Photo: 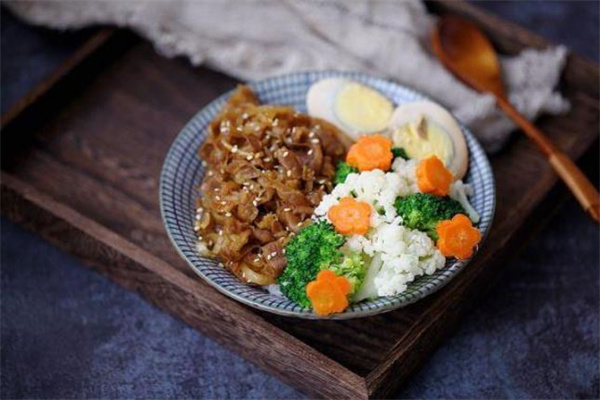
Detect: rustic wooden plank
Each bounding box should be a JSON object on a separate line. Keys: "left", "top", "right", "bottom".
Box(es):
{"left": 0, "top": 29, "right": 116, "bottom": 129}
{"left": 0, "top": 172, "right": 368, "bottom": 399}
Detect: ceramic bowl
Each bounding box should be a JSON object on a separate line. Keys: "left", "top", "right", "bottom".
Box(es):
{"left": 160, "top": 71, "right": 495, "bottom": 319}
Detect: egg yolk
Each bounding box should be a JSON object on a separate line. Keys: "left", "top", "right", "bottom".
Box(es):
{"left": 393, "top": 118, "right": 455, "bottom": 166}
{"left": 334, "top": 83, "right": 393, "bottom": 133}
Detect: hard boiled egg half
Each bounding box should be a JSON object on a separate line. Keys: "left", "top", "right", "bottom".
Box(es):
{"left": 307, "top": 78, "right": 393, "bottom": 140}
{"left": 390, "top": 102, "right": 468, "bottom": 179}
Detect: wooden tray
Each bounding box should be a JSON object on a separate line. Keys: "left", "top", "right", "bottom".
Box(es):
{"left": 2, "top": 2, "right": 598, "bottom": 398}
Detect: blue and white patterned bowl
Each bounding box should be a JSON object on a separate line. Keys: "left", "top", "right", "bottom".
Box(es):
{"left": 160, "top": 71, "right": 495, "bottom": 319}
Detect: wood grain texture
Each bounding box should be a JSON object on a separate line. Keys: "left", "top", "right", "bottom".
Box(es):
{"left": 1, "top": 1, "right": 598, "bottom": 398}
{"left": 0, "top": 172, "right": 367, "bottom": 399}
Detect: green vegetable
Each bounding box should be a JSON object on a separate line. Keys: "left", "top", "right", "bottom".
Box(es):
{"left": 392, "top": 147, "right": 410, "bottom": 160}
{"left": 278, "top": 221, "right": 345, "bottom": 308}
{"left": 334, "top": 161, "right": 359, "bottom": 185}
{"left": 327, "top": 252, "right": 367, "bottom": 297}
{"left": 394, "top": 193, "right": 466, "bottom": 240}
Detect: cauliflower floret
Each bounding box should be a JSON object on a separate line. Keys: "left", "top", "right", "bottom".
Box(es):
{"left": 450, "top": 180, "right": 480, "bottom": 223}
{"left": 314, "top": 164, "right": 418, "bottom": 224}
{"left": 392, "top": 157, "right": 419, "bottom": 196}
{"left": 371, "top": 225, "right": 445, "bottom": 297}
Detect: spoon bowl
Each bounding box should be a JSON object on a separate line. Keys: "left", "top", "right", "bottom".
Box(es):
{"left": 434, "top": 16, "right": 505, "bottom": 98}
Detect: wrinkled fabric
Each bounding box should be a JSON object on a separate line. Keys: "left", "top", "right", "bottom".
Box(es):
{"left": 5, "top": 0, "right": 569, "bottom": 152}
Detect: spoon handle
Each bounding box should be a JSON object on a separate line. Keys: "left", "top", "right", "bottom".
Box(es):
{"left": 496, "top": 96, "right": 599, "bottom": 222}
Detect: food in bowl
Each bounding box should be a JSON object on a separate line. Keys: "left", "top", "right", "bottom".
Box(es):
{"left": 195, "top": 85, "right": 350, "bottom": 285}
{"left": 195, "top": 80, "right": 481, "bottom": 315}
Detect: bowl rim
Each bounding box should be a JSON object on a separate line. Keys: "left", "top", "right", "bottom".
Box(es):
{"left": 159, "top": 70, "right": 496, "bottom": 320}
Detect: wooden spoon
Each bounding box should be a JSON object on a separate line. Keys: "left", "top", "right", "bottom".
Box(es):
{"left": 432, "top": 15, "right": 599, "bottom": 222}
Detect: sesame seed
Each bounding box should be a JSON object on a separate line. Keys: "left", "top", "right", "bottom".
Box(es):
{"left": 307, "top": 149, "right": 313, "bottom": 156}
{"left": 215, "top": 195, "right": 221, "bottom": 200}
{"left": 282, "top": 249, "right": 286, "bottom": 254}
{"left": 297, "top": 222, "right": 303, "bottom": 227}
{"left": 270, "top": 251, "right": 277, "bottom": 257}
{"left": 225, "top": 212, "right": 232, "bottom": 217}
{"left": 231, "top": 145, "right": 238, "bottom": 153}
{"left": 194, "top": 226, "right": 200, "bottom": 232}
{"left": 263, "top": 158, "right": 271, "bottom": 162}
{"left": 254, "top": 257, "right": 260, "bottom": 262}
{"left": 308, "top": 132, "right": 315, "bottom": 138}
{"left": 236, "top": 126, "right": 243, "bottom": 132}
{"left": 273, "top": 119, "right": 279, "bottom": 126}
{"left": 201, "top": 160, "right": 207, "bottom": 167}
{"left": 282, "top": 151, "right": 289, "bottom": 157}
{"left": 266, "top": 254, "right": 272, "bottom": 260}
{"left": 311, "top": 139, "right": 319, "bottom": 144}
{"left": 283, "top": 207, "right": 291, "bottom": 212}
{"left": 221, "top": 201, "right": 227, "bottom": 205}
{"left": 207, "top": 171, "right": 214, "bottom": 176}
{"left": 196, "top": 207, "right": 203, "bottom": 212}
{"left": 218, "top": 230, "right": 223, "bottom": 236}
{"left": 286, "top": 170, "right": 292, "bottom": 177}
{"left": 242, "top": 113, "right": 249, "bottom": 119}
{"left": 246, "top": 154, "right": 254, "bottom": 161}
{"left": 252, "top": 200, "right": 258, "bottom": 206}
{"left": 195, "top": 214, "right": 201, "bottom": 220}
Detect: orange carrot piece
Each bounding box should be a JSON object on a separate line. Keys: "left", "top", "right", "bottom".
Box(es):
{"left": 306, "top": 270, "right": 351, "bottom": 315}
{"left": 436, "top": 214, "right": 481, "bottom": 259}
{"left": 416, "top": 156, "right": 453, "bottom": 196}
{"left": 328, "top": 197, "right": 372, "bottom": 235}
{"left": 346, "top": 134, "right": 393, "bottom": 171}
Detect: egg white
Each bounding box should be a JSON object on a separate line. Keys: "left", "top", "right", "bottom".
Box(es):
{"left": 306, "top": 78, "right": 393, "bottom": 140}
{"left": 390, "top": 101, "right": 469, "bottom": 179}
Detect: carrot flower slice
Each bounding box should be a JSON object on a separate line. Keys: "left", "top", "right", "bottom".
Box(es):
{"left": 416, "top": 155, "right": 453, "bottom": 196}
{"left": 328, "top": 197, "right": 372, "bottom": 235}
{"left": 436, "top": 214, "right": 481, "bottom": 259}
{"left": 306, "top": 270, "right": 351, "bottom": 315}
{"left": 346, "top": 134, "right": 393, "bottom": 171}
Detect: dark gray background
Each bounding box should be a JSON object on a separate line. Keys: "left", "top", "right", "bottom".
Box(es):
{"left": 1, "top": 1, "right": 599, "bottom": 398}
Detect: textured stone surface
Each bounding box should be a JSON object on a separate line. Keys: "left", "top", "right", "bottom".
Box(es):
{"left": 1, "top": 2, "right": 598, "bottom": 398}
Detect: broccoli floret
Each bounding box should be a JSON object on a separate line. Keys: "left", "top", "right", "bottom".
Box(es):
{"left": 394, "top": 193, "right": 466, "bottom": 240}
{"left": 278, "top": 221, "right": 345, "bottom": 308}
{"left": 392, "top": 147, "right": 410, "bottom": 160}
{"left": 334, "top": 161, "right": 358, "bottom": 185}
{"left": 327, "top": 252, "right": 366, "bottom": 297}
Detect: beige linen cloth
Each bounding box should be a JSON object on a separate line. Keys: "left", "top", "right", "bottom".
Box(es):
{"left": 6, "top": 0, "right": 569, "bottom": 152}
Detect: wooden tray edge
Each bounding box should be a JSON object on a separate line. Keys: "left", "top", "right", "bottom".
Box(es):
{"left": 1, "top": 28, "right": 116, "bottom": 129}
{"left": 0, "top": 171, "right": 368, "bottom": 400}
